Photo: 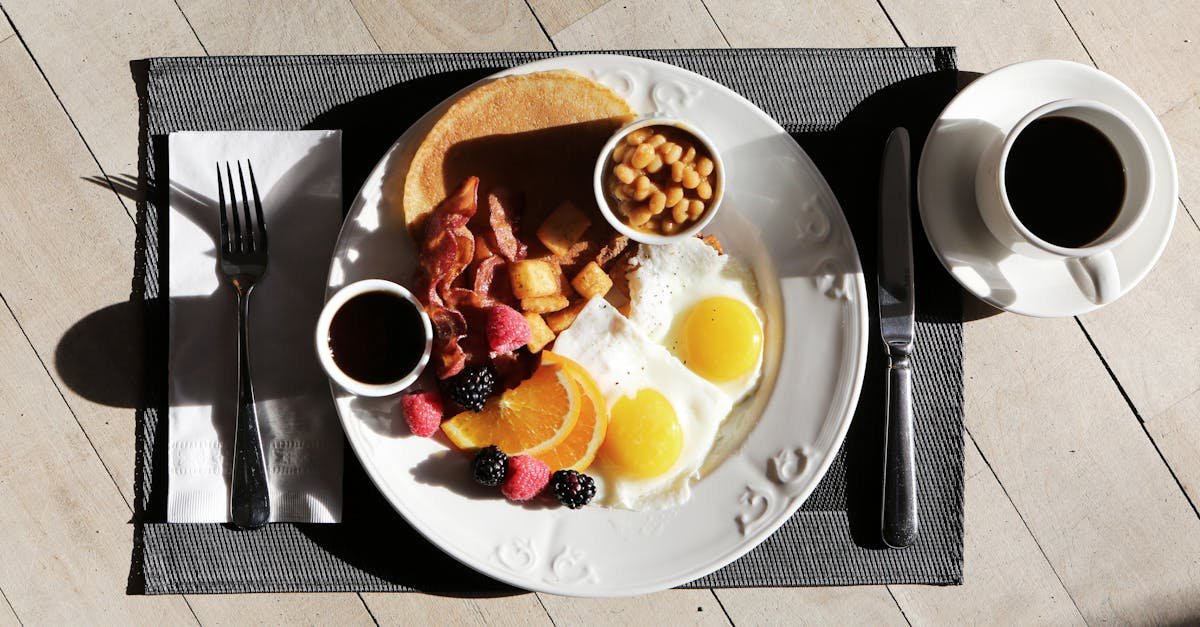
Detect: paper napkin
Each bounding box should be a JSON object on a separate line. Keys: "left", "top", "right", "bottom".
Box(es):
{"left": 167, "top": 130, "right": 344, "bottom": 523}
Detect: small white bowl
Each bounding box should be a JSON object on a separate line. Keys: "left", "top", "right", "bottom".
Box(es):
{"left": 315, "top": 279, "right": 432, "bottom": 397}
{"left": 594, "top": 116, "right": 725, "bottom": 245}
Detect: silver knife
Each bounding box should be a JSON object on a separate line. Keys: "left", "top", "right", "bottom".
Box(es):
{"left": 878, "top": 127, "right": 918, "bottom": 549}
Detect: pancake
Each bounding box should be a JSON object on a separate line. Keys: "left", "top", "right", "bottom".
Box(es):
{"left": 402, "top": 70, "right": 635, "bottom": 236}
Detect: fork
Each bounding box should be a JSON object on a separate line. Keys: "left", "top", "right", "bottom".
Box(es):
{"left": 217, "top": 160, "right": 270, "bottom": 530}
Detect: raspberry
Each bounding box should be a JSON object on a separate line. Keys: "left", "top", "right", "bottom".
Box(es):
{"left": 551, "top": 469, "right": 596, "bottom": 509}
{"left": 443, "top": 364, "right": 497, "bottom": 412}
{"left": 501, "top": 455, "right": 551, "bottom": 501}
{"left": 400, "top": 390, "right": 442, "bottom": 437}
{"left": 472, "top": 445, "right": 508, "bottom": 487}
{"left": 485, "top": 304, "right": 531, "bottom": 353}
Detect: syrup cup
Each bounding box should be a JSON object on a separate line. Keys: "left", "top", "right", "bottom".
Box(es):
{"left": 315, "top": 279, "right": 432, "bottom": 397}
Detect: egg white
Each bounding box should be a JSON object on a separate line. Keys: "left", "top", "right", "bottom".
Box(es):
{"left": 552, "top": 298, "right": 732, "bottom": 510}
{"left": 627, "top": 237, "right": 766, "bottom": 404}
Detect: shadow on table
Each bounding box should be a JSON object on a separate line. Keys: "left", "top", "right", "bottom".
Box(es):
{"left": 57, "top": 60, "right": 981, "bottom": 595}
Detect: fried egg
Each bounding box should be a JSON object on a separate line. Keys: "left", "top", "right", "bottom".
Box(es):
{"left": 552, "top": 298, "right": 732, "bottom": 510}
{"left": 627, "top": 237, "right": 765, "bottom": 404}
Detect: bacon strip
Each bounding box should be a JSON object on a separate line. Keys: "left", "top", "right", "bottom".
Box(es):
{"left": 419, "top": 177, "right": 478, "bottom": 302}
{"left": 427, "top": 305, "right": 468, "bottom": 378}
{"left": 445, "top": 287, "right": 487, "bottom": 311}
{"left": 485, "top": 188, "right": 527, "bottom": 262}
{"left": 416, "top": 177, "right": 480, "bottom": 378}
{"left": 474, "top": 255, "right": 509, "bottom": 298}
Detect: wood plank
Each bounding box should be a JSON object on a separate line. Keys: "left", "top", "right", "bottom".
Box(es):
{"left": 0, "top": 5, "right": 148, "bottom": 509}
{"left": 960, "top": 311, "right": 1200, "bottom": 624}
{"left": 353, "top": 0, "right": 553, "bottom": 52}
{"left": 712, "top": 586, "right": 906, "bottom": 626}
{"left": 1054, "top": 1, "right": 1199, "bottom": 116}
{"left": 1030, "top": 0, "right": 1200, "bottom": 522}
{"left": 0, "top": 0, "right": 203, "bottom": 176}
{"left": 186, "top": 593, "right": 374, "bottom": 625}
{"left": 1077, "top": 213, "right": 1200, "bottom": 420}
{"left": 1160, "top": 105, "right": 1200, "bottom": 226}
{"left": 704, "top": 0, "right": 899, "bottom": 47}
{"left": 176, "top": 0, "right": 380, "bottom": 54}
{"left": 537, "top": 590, "right": 729, "bottom": 625}
{"left": 1147, "top": 389, "right": 1200, "bottom": 506}
{"left": 888, "top": 436, "right": 1084, "bottom": 625}
{"left": 0, "top": 289, "right": 195, "bottom": 625}
{"left": 549, "top": 0, "right": 726, "bottom": 50}
{"left": 0, "top": 595, "right": 20, "bottom": 627}
{"left": 525, "top": 0, "right": 608, "bottom": 38}
{"left": 882, "top": 0, "right": 1091, "bottom": 69}
{"left": 1046, "top": 0, "right": 1200, "bottom": 424}
{"left": 362, "top": 593, "right": 552, "bottom": 626}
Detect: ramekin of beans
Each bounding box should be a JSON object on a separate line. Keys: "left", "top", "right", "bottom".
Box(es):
{"left": 594, "top": 117, "right": 724, "bottom": 245}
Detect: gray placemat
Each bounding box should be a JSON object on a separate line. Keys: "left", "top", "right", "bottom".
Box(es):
{"left": 131, "top": 48, "right": 963, "bottom": 594}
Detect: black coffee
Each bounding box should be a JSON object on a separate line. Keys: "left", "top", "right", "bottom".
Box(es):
{"left": 1004, "top": 116, "right": 1126, "bottom": 248}
{"left": 329, "top": 291, "right": 425, "bottom": 385}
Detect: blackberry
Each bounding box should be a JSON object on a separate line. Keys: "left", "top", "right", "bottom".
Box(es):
{"left": 551, "top": 470, "right": 596, "bottom": 509}
{"left": 472, "top": 445, "right": 508, "bottom": 487}
{"left": 444, "top": 364, "right": 497, "bottom": 412}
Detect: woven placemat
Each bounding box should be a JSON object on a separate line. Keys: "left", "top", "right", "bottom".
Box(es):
{"left": 131, "top": 48, "right": 964, "bottom": 593}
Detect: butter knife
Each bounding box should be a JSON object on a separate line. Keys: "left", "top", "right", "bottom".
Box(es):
{"left": 878, "top": 127, "right": 918, "bottom": 549}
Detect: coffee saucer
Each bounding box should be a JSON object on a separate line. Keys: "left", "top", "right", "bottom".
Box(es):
{"left": 918, "top": 60, "right": 1177, "bottom": 317}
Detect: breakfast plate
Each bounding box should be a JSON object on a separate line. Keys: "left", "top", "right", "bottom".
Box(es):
{"left": 918, "top": 60, "right": 1177, "bottom": 317}
{"left": 324, "top": 54, "right": 868, "bottom": 596}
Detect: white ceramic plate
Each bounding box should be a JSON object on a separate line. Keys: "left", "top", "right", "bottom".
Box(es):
{"left": 324, "top": 54, "right": 868, "bottom": 596}
{"left": 918, "top": 60, "right": 1177, "bottom": 317}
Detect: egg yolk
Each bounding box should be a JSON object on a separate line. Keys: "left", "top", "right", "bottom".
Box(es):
{"left": 601, "top": 389, "right": 684, "bottom": 479}
{"left": 681, "top": 296, "right": 763, "bottom": 383}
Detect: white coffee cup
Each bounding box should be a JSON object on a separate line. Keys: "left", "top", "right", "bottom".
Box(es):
{"left": 975, "top": 98, "right": 1155, "bottom": 304}
{"left": 315, "top": 279, "right": 432, "bottom": 397}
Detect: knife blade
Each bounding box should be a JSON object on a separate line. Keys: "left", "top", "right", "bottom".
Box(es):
{"left": 878, "top": 127, "right": 918, "bottom": 549}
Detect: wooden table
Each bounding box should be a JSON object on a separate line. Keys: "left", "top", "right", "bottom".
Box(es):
{"left": 1, "top": 1, "right": 1197, "bottom": 624}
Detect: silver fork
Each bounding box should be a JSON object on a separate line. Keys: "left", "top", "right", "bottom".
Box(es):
{"left": 217, "top": 160, "right": 270, "bottom": 530}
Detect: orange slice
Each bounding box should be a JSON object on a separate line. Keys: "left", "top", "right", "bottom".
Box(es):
{"left": 536, "top": 352, "right": 609, "bottom": 471}
{"left": 442, "top": 363, "right": 581, "bottom": 456}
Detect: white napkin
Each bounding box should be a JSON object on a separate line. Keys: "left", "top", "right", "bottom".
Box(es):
{"left": 167, "top": 130, "right": 344, "bottom": 523}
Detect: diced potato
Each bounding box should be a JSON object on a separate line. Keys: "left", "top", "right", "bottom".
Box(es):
{"left": 510, "top": 259, "right": 559, "bottom": 298}
{"left": 523, "top": 313, "right": 555, "bottom": 353}
{"left": 536, "top": 202, "right": 592, "bottom": 257}
{"left": 544, "top": 299, "right": 588, "bottom": 333}
{"left": 571, "top": 261, "right": 613, "bottom": 300}
{"left": 521, "top": 295, "right": 570, "bottom": 314}
{"left": 617, "top": 301, "right": 632, "bottom": 317}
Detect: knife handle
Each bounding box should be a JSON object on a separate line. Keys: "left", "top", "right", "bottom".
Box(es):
{"left": 882, "top": 350, "right": 918, "bottom": 548}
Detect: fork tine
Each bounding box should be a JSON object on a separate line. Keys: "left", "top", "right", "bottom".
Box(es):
{"left": 237, "top": 161, "right": 255, "bottom": 252}
{"left": 217, "top": 162, "right": 230, "bottom": 254}
{"left": 225, "top": 162, "right": 241, "bottom": 253}
{"left": 246, "top": 160, "right": 267, "bottom": 251}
